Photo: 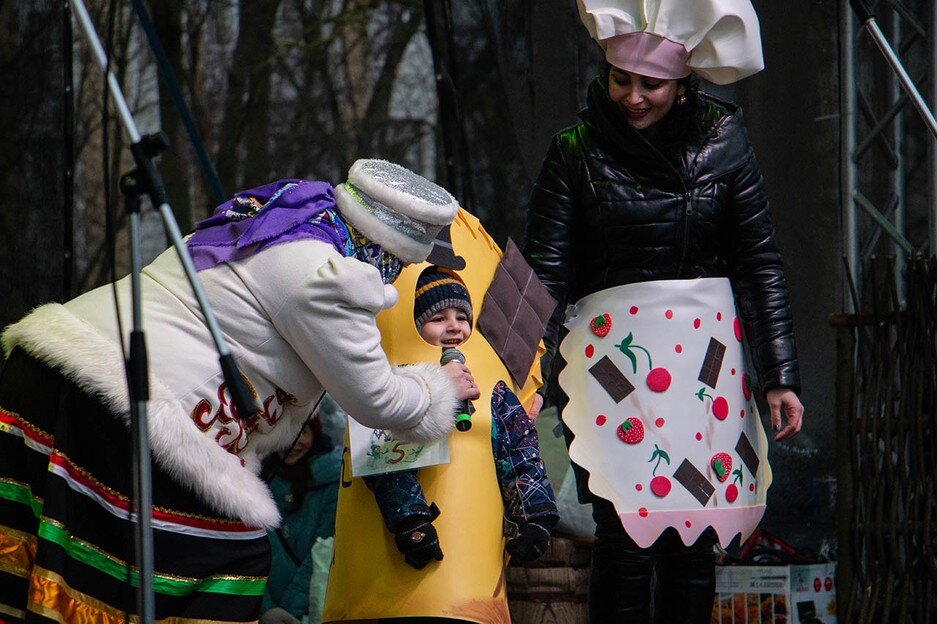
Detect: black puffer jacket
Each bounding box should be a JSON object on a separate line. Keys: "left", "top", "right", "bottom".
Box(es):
{"left": 523, "top": 78, "right": 800, "bottom": 395}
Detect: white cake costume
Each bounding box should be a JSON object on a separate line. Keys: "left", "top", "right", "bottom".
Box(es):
{"left": 558, "top": 278, "right": 771, "bottom": 548}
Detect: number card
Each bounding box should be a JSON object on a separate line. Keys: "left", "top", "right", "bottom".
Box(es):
{"left": 347, "top": 417, "right": 451, "bottom": 478}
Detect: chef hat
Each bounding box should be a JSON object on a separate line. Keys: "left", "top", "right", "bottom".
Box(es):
{"left": 577, "top": 0, "right": 764, "bottom": 85}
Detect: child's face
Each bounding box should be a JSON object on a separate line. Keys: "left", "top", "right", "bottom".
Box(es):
{"left": 282, "top": 422, "right": 315, "bottom": 465}
{"left": 419, "top": 307, "right": 472, "bottom": 348}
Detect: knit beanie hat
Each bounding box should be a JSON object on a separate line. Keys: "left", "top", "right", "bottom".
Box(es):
{"left": 413, "top": 268, "right": 473, "bottom": 335}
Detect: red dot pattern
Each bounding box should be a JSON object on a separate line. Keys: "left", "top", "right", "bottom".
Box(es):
{"left": 595, "top": 415, "right": 607, "bottom": 426}
{"left": 585, "top": 344, "right": 595, "bottom": 358}
{"left": 655, "top": 418, "right": 665, "bottom": 428}
{"left": 675, "top": 344, "right": 683, "bottom": 353}
{"left": 635, "top": 483, "right": 643, "bottom": 491}
{"left": 665, "top": 309, "right": 673, "bottom": 319}
{"left": 693, "top": 318, "right": 701, "bottom": 329}
{"left": 638, "top": 507, "right": 648, "bottom": 517}
{"left": 695, "top": 432, "right": 702, "bottom": 441}
{"left": 685, "top": 520, "right": 692, "bottom": 528}
{"left": 629, "top": 306, "right": 639, "bottom": 315}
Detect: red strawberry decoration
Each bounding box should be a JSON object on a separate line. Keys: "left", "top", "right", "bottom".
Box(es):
{"left": 617, "top": 417, "right": 645, "bottom": 444}
{"left": 616, "top": 332, "right": 672, "bottom": 393}
{"left": 725, "top": 468, "right": 744, "bottom": 503}
{"left": 590, "top": 313, "right": 612, "bottom": 337}
{"left": 647, "top": 444, "right": 672, "bottom": 497}
{"left": 711, "top": 453, "right": 733, "bottom": 482}
{"left": 696, "top": 387, "right": 729, "bottom": 420}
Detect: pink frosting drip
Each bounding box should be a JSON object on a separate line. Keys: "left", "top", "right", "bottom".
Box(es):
{"left": 620, "top": 505, "right": 766, "bottom": 549}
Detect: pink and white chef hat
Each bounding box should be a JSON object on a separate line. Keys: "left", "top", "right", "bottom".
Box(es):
{"left": 578, "top": 0, "right": 765, "bottom": 85}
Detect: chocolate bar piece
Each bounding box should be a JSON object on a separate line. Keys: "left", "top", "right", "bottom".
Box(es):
{"left": 735, "top": 432, "right": 760, "bottom": 476}
{"left": 477, "top": 239, "right": 557, "bottom": 386}
{"left": 589, "top": 355, "right": 635, "bottom": 403}
{"left": 697, "top": 337, "right": 726, "bottom": 389}
{"left": 674, "top": 458, "right": 715, "bottom": 506}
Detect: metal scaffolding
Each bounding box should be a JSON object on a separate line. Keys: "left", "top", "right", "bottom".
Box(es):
{"left": 840, "top": 0, "right": 937, "bottom": 308}
{"left": 837, "top": 3, "right": 937, "bottom": 622}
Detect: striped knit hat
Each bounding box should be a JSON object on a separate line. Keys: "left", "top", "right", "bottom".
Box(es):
{"left": 413, "top": 268, "right": 473, "bottom": 335}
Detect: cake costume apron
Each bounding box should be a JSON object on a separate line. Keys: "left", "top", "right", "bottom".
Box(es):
{"left": 558, "top": 278, "right": 771, "bottom": 548}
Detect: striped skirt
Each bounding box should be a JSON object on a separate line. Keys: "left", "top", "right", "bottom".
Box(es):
{"left": 0, "top": 349, "right": 271, "bottom": 624}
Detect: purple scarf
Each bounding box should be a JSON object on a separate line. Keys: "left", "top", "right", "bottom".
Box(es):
{"left": 187, "top": 179, "right": 348, "bottom": 270}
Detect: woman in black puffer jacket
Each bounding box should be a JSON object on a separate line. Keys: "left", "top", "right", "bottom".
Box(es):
{"left": 523, "top": 2, "right": 805, "bottom": 623}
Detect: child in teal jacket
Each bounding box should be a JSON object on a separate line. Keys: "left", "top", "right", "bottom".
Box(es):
{"left": 260, "top": 415, "right": 342, "bottom": 624}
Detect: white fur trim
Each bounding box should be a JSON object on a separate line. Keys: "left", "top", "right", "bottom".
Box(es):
{"left": 2, "top": 304, "right": 282, "bottom": 529}
{"left": 347, "top": 159, "right": 459, "bottom": 225}
{"left": 335, "top": 185, "right": 431, "bottom": 264}
{"left": 386, "top": 362, "right": 458, "bottom": 443}
{"left": 382, "top": 283, "right": 399, "bottom": 309}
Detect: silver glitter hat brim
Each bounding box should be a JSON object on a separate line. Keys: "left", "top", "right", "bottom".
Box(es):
{"left": 334, "top": 184, "right": 440, "bottom": 264}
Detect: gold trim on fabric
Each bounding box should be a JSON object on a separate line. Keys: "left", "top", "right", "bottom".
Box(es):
{"left": 40, "top": 516, "right": 131, "bottom": 569}
{"left": 30, "top": 568, "right": 257, "bottom": 624}
{"left": 47, "top": 452, "right": 249, "bottom": 527}
{"left": 40, "top": 516, "right": 264, "bottom": 586}
{"left": 0, "top": 600, "right": 27, "bottom": 620}
{"left": 0, "top": 525, "right": 37, "bottom": 577}
{"left": 0, "top": 406, "right": 54, "bottom": 443}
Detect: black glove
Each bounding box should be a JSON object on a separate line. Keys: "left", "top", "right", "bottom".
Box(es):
{"left": 505, "top": 519, "right": 553, "bottom": 562}
{"left": 392, "top": 513, "right": 443, "bottom": 569}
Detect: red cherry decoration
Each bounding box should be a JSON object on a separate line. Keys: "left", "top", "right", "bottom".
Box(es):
{"left": 650, "top": 476, "right": 672, "bottom": 498}
{"left": 725, "top": 484, "right": 739, "bottom": 503}
{"left": 712, "top": 397, "right": 729, "bottom": 421}
{"left": 646, "top": 367, "right": 672, "bottom": 392}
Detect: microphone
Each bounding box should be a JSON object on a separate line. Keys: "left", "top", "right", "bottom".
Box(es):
{"left": 440, "top": 347, "right": 474, "bottom": 432}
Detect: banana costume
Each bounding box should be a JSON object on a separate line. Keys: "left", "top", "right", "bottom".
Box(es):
{"left": 323, "top": 210, "right": 544, "bottom": 624}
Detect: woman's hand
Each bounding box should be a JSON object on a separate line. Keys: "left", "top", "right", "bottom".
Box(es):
{"left": 766, "top": 388, "right": 804, "bottom": 441}
{"left": 443, "top": 361, "right": 481, "bottom": 402}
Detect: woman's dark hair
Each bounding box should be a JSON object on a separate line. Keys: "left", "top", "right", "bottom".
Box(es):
{"left": 260, "top": 416, "right": 329, "bottom": 513}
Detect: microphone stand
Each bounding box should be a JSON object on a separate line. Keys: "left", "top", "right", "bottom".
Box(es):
{"left": 850, "top": 0, "right": 937, "bottom": 140}
{"left": 69, "top": 2, "right": 260, "bottom": 622}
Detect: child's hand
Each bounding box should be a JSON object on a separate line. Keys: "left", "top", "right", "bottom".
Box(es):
{"left": 392, "top": 515, "right": 444, "bottom": 569}
{"left": 443, "top": 361, "right": 481, "bottom": 402}
{"left": 506, "top": 520, "right": 553, "bottom": 562}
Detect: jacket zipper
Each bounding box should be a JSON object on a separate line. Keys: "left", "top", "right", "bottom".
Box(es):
{"left": 633, "top": 132, "right": 692, "bottom": 277}
{"left": 677, "top": 189, "right": 692, "bottom": 276}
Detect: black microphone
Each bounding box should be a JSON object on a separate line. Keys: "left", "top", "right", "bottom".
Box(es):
{"left": 440, "top": 347, "right": 474, "bottom": 432}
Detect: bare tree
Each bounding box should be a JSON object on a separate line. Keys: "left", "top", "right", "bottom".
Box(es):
{"left": 0, "top": 1, "right": 68, "bottom": 350}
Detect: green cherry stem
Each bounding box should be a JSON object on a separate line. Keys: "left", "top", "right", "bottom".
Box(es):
{"left": 696, "top": 387, "right": 714, "bottom": 402}
{"left": 647, "top": 444, "right": 671, "bottom": 476}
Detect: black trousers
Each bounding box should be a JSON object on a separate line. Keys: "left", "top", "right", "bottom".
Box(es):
{"left": 588, "top": 499, "right": 716, "bottom": 624}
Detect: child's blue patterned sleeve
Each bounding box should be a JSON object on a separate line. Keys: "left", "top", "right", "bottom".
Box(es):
{"left": 490, "top": 381, "right": 559, "bottom": 534}
{"left": 364, "top": 470, "right": 433, "bottom": 531}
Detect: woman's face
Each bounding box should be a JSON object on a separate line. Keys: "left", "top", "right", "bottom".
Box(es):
{"left": 607, "top": 67, "right": 684, "bottom": 132}
{"left": 283, "top": 423, "right": 315, "bottom": 466}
